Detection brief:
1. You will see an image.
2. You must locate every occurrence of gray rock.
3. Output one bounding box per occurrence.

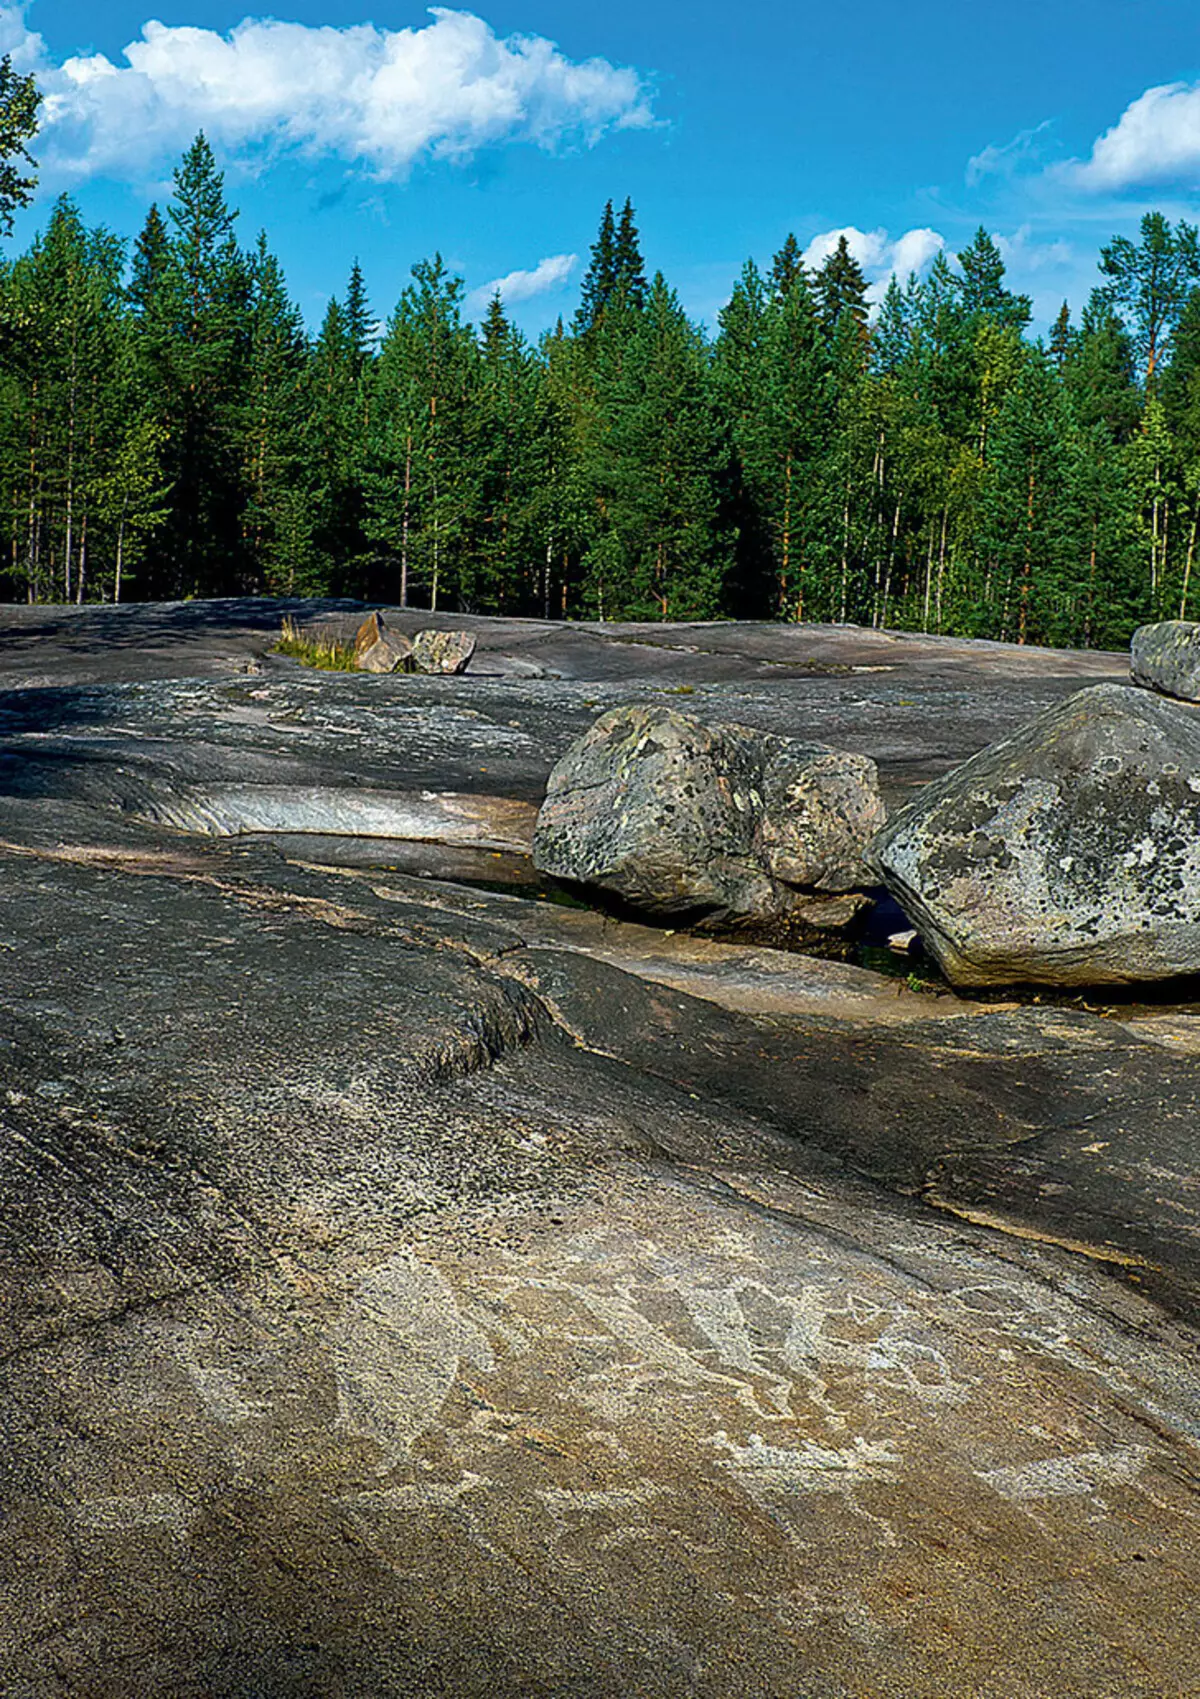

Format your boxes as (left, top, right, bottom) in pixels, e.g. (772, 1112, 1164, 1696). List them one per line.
(1131, 619, 1200, 701)
(532, 703, 885, 923)
(868, 681, 1200, 987)
(412, 628, 476, 674)
(760, 745, 888, 890)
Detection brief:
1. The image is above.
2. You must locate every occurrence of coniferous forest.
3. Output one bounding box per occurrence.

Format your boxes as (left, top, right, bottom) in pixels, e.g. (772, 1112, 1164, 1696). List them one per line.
(5, 100, 1200, 647)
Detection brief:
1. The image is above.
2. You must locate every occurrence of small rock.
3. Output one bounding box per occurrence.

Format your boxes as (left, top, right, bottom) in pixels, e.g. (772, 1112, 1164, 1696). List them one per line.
(357, 632, 413, 674)
(351, 611, 412, 674)
(887, 929, 920, 955)
(411, 630, 476, 675)
(1131, 620, 1200, 702)
(353, 610, 386, 661)
(867, 682, 1200, 987)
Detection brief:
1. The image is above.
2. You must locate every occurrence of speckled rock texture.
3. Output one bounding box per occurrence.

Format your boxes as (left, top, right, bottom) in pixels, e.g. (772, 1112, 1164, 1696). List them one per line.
(869, 681, 1200, 986)
(1131, 618, 1200, 700)
(532, 703, 885, 922)
(412, 628, 476, 674)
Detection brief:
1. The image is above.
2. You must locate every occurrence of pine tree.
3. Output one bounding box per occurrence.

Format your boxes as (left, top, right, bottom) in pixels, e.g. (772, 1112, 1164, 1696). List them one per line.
(466, 292, 541, 608)
(978, 350, 1070, 644)
(1063, 293, 1141, 444)
(148, 133, 252, 596)
(873, 275, 914, 375)
(753, 270, 829, 615)
(1100, 212, 1200, 389)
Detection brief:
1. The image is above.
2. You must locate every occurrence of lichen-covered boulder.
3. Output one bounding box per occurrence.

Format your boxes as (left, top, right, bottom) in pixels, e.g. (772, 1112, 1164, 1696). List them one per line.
(1131, 620, 1200, 701)
(412, 629, 476, 674)
(867, 682, 1200, 987)
(532, 704, 885, 924)
(760, 746, 888, 892)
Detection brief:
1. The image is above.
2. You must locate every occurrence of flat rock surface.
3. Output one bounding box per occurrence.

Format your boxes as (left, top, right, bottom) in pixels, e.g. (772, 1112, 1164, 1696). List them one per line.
(2, 601, 1199, 1699)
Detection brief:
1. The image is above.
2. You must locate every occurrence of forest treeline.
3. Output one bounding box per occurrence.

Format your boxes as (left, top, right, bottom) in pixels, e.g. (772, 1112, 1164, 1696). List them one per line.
(5, 121, 1200, 646)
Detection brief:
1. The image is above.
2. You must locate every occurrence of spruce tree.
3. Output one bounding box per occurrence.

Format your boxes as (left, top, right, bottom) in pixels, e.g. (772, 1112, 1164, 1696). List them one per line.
(241, 232, 313, 592)
(769, 234, 804, 301)
(368, 254, 478, 609)
(613, 198, 648, 312)
(814, 236, 868, 340)
(1049, 302, 1074, 369)
(583, 273, 728, 620)
(956, 227, 1031, 328)
(573, 200, 617, 335)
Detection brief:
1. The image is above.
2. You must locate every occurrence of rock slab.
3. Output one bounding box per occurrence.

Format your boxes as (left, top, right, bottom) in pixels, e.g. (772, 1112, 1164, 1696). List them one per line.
(1131, 619, 1200, 701)
(868, 681, 1200, 986)
(533, 703, 885, 924)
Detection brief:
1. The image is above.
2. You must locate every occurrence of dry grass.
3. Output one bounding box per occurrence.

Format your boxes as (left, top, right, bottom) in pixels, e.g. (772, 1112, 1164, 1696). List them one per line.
(274, 614, 358, 671)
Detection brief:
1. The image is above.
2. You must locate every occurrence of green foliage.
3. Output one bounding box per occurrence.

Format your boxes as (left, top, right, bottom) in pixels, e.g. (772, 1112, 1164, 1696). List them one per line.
(0, 141, 1190, 654)
(1100, 213, 1200, 389)
(0, 53, 39, 239)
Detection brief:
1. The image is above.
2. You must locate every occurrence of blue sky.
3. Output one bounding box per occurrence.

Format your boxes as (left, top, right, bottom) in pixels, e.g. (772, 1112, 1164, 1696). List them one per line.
(5, 0, 1200, 337)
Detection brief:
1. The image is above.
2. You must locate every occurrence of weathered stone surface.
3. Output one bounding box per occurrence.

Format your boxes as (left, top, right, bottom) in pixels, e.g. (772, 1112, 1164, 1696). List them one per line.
(869, 681, 1200, 986)
(412, 627, 476, 674)
(1131, 617, 1200, 700)
(759, 744, 888, 889)
(350, 608, 412, 672)
(353, 607, 385, 658)
(532, 703, 885, 923)
(3, 601, 1200, 1698)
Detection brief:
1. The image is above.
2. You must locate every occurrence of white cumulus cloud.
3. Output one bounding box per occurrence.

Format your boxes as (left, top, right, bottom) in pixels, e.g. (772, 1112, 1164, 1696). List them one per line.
(466, 251, 577, 313)
(0, 4, 654, 181)
(1073, 80, 1200, 190)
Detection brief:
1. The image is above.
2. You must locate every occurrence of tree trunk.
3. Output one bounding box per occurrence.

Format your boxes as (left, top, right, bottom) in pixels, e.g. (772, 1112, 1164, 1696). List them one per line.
(935, 506, 948, 633)
(1181, 499, 1199, 619)
(1018, 455, 1035, 646)
(400, 431, 412, 608)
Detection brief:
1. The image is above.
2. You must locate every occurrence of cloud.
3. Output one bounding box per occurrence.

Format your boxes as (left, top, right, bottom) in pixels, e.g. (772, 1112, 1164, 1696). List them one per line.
(466, 251, 577, 313)
(3, 4, 654, 181)
(0, 2, 41, 66)
(966, 120, 1054, 186)
(1072, 80, 1200, 191)
(995, 225, 1073, 274)
(801, 225, 945, 304)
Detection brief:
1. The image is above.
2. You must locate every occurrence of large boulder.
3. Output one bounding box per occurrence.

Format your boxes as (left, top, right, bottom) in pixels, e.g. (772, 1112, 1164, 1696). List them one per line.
(867, 682, 1200, 987)
(412, 629, 476, 674)
(532, 704, 885, 925)
(1131, 619, 1200, 701)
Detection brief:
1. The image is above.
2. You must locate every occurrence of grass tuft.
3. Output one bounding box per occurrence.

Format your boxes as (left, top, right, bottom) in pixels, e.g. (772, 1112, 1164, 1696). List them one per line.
(274, 614, 358, 671)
